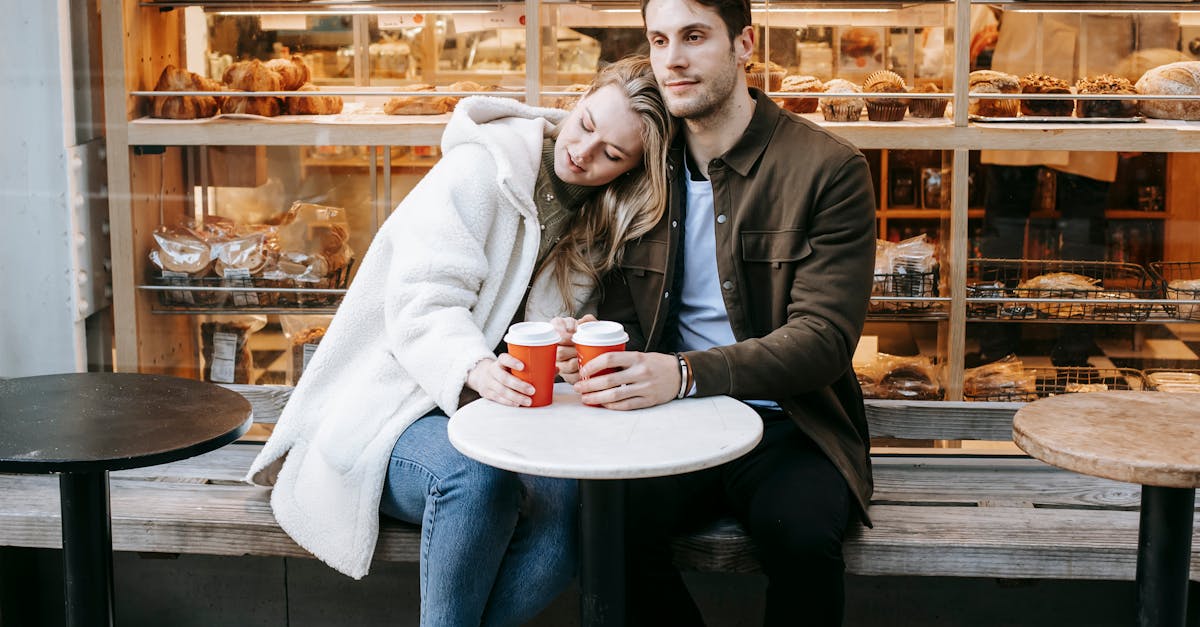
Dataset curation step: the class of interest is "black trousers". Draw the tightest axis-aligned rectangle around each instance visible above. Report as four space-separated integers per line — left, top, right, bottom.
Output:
624 408 854 627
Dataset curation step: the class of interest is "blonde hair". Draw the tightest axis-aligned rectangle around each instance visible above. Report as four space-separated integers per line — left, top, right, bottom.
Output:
542 55 674 312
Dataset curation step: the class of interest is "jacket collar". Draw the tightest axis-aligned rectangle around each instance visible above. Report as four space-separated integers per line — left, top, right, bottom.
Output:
721 88 781 177
668 88 780 178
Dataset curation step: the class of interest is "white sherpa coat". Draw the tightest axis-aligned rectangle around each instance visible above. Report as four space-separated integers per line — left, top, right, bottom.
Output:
246 97 591 579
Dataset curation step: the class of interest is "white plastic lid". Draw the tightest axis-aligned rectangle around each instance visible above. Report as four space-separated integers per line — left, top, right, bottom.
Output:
573 321 629 347
504 321 560 347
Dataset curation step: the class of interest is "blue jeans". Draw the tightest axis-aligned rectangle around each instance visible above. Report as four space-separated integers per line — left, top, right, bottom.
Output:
379 413 578 627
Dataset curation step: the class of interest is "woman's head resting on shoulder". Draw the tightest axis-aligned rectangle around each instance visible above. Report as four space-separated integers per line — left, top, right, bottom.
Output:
541 56 674 313
553 56 672 188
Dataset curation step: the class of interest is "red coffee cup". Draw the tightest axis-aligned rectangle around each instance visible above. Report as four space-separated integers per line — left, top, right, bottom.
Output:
574 321 629 378
504 321 560 407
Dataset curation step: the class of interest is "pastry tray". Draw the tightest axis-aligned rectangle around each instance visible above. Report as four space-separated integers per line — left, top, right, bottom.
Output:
969 115 1145 124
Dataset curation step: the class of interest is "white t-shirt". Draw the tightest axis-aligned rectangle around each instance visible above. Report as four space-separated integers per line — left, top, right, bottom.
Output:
679 160 779 411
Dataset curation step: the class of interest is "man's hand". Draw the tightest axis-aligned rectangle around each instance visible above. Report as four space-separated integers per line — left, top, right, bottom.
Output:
466 356 535 407
551 314 597 384
572 351 681 410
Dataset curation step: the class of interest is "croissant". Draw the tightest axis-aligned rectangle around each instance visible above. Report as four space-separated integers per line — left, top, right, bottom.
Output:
221 95 282 117
383 95 458 115
285 83 343 115
223 59 283 92
265 55 311 91
151 65 220 119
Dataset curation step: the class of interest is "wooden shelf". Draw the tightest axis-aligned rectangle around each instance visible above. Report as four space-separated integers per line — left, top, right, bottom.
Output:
127 114 1200 151
128 113 449 147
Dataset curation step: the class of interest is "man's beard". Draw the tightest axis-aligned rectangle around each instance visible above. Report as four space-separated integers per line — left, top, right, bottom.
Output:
663 51 739 122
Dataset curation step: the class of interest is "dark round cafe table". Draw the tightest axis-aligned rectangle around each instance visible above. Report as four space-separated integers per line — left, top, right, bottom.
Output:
0 372 252 627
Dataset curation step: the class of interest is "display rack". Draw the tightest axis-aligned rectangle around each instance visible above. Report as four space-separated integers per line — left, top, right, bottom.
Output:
100 0 1200 398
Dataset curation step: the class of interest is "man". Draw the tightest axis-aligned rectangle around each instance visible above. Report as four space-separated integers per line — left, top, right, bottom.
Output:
555 0 876 623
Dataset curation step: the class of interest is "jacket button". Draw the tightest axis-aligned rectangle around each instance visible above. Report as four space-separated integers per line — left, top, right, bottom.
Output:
671 220 678 228
722 281 733 290
716 214 727 224
544 193 555 202
664 291 670 299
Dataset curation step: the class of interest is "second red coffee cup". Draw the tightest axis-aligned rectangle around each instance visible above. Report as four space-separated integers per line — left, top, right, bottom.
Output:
504 321 560 407
574 321 629 378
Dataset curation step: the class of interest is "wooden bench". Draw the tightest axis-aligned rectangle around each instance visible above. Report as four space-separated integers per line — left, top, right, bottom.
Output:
0 386 1196 583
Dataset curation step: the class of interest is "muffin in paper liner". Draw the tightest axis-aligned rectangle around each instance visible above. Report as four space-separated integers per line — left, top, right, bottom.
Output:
909 83 950 118
819 79 865 121
863 70 909 121
745 61 786 92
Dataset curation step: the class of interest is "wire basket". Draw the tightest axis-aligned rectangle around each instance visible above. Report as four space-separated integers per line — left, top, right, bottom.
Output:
869 268 939 314
967 258 1156 321
964 366 1148 402
152 259 353 310
1148 262 1200 321
1143 369 1200 393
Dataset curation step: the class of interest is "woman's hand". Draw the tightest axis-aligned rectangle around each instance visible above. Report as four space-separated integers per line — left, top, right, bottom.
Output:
466 356 536 407
551 314 597 383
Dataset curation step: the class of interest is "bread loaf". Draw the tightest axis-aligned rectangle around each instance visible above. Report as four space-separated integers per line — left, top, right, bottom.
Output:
1135 61 1200 120
968 70 1019 117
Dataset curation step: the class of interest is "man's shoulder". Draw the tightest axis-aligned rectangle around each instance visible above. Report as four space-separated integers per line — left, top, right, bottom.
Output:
769 110 865 165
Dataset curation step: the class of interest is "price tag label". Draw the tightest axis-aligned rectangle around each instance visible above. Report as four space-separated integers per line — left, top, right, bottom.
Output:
211 332 238 383
302 343 319 370
260 14 307 31
454 6 524 33
379 13 423 30
852 335 878 366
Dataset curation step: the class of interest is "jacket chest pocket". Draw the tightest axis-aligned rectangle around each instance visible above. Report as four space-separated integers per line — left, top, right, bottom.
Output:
620 239 669 277
740 230 813 268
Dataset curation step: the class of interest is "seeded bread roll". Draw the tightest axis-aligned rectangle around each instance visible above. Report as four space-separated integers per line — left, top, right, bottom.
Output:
1019 73 1074 117
1075 74 1137 118
777 75 823 114
1135 61 1200 120
968 70 1019 117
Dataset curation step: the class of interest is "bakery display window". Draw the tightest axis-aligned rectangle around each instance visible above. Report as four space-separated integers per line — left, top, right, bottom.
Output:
105 0 1200 417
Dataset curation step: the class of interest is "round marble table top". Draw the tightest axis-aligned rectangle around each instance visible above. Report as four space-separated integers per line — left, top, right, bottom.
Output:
1013 391 1200 488
448 383 764 480
0 372 252 474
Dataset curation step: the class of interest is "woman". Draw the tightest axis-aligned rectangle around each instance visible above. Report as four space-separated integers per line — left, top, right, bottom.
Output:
246 56 671 626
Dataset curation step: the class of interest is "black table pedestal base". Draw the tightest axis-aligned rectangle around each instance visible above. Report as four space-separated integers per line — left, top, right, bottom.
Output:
60 471 114 627
580 479 625 627
1136 485 1194 627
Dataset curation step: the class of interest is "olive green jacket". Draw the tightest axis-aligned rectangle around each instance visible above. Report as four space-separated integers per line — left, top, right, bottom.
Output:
597 92 878 521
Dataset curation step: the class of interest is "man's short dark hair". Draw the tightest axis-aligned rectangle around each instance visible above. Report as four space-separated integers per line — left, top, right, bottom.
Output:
642 0 752 43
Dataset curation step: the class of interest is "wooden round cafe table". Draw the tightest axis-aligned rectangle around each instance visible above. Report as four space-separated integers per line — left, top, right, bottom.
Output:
0 373 252 627
1013 391 1200 627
